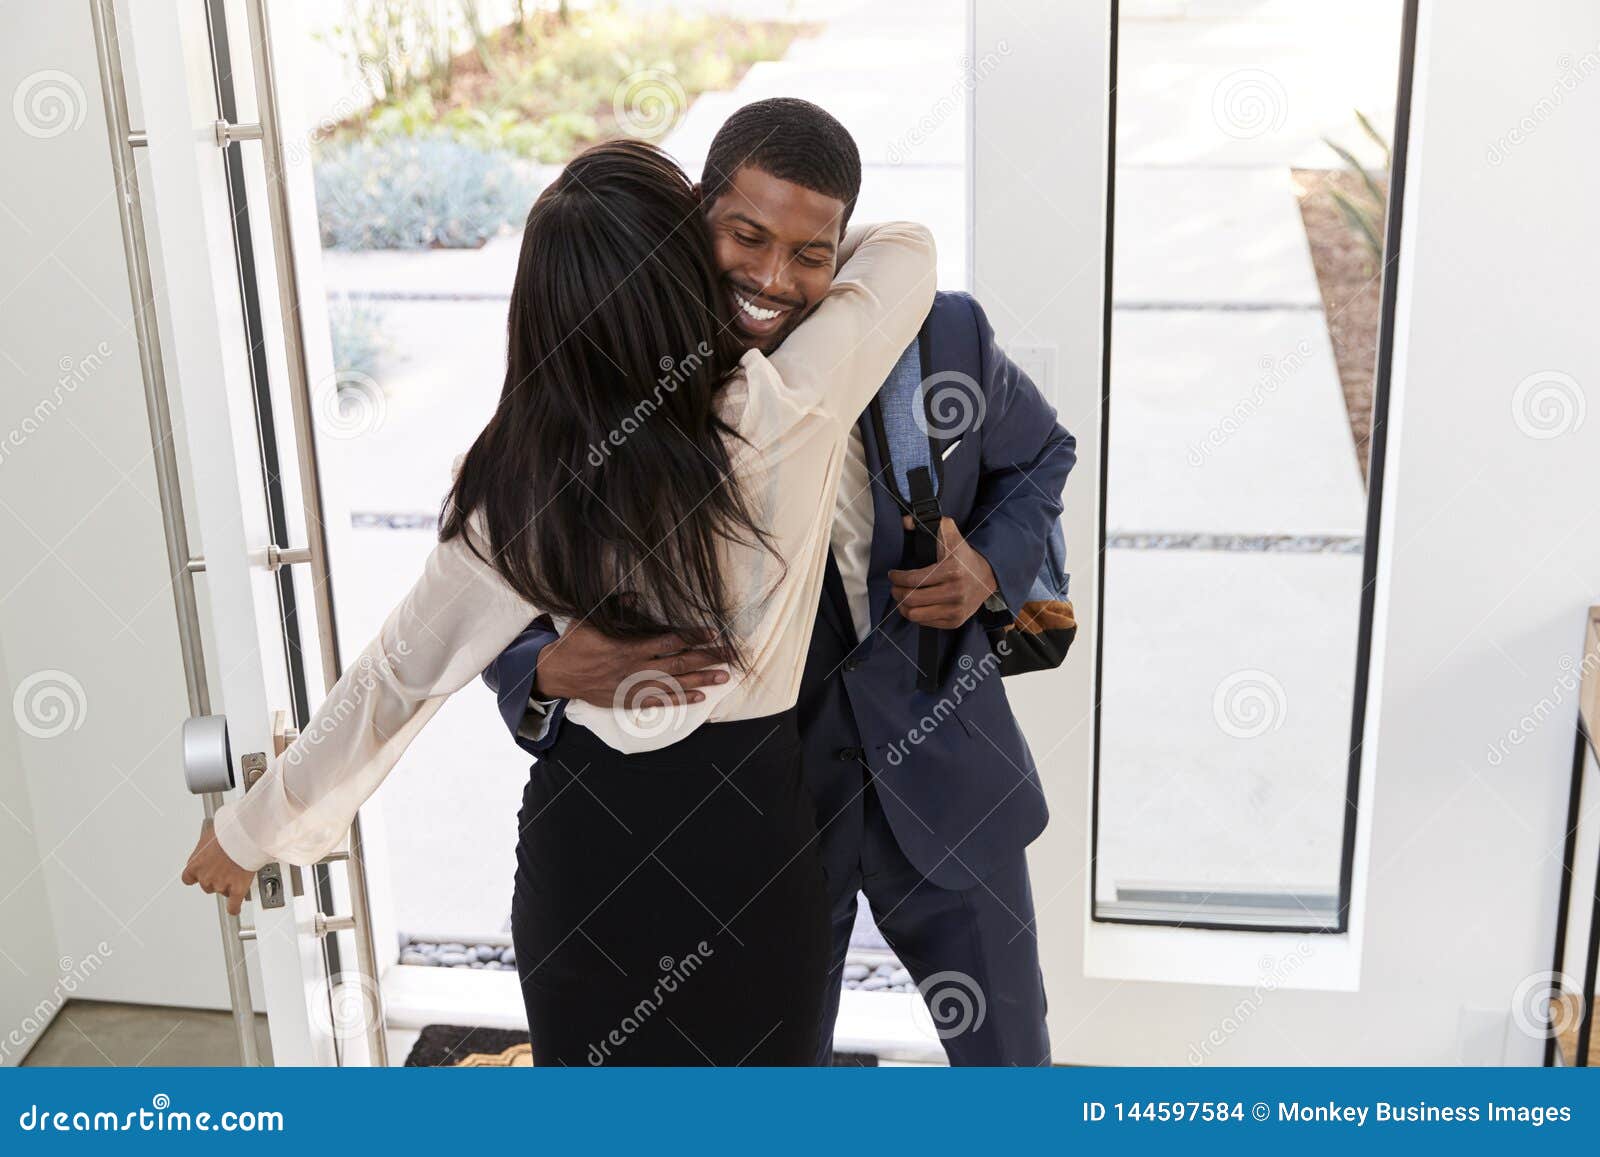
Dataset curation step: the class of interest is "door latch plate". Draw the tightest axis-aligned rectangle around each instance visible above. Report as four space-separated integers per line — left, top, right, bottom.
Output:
255 861 286 909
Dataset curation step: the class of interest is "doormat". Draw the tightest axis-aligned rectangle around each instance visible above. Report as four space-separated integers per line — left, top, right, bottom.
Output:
403 1024 877 1067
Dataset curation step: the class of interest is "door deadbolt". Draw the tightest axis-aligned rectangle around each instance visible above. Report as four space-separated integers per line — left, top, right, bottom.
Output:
181 715 234 794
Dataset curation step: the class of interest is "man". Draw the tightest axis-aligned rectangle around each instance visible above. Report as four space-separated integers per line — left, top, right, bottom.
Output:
484 98 1075 1065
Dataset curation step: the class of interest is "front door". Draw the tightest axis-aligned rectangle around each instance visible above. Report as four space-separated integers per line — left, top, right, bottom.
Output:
123 0 389 1066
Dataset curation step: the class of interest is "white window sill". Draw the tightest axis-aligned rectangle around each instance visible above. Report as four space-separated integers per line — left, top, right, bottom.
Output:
1083 919 1362 992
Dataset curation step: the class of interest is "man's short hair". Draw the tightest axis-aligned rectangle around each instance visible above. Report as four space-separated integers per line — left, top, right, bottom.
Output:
701 98 862 230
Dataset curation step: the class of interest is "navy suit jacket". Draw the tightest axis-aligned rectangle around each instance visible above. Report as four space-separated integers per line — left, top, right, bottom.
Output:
483 291 1076 889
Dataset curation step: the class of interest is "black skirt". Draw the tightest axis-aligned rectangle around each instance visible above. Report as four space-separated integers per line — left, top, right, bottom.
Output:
509 708 830 1065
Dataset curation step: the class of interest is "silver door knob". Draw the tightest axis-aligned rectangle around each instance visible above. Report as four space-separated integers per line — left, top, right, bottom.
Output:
181 714 234 794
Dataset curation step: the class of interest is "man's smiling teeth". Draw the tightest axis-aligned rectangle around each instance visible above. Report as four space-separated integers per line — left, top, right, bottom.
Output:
735 292 785 322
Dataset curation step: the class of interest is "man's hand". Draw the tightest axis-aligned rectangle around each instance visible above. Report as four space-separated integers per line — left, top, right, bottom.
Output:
888 516 1000 630
181 820 256 916
535 620 731 707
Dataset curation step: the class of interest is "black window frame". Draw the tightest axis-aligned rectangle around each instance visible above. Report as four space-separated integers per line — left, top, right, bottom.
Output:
1089 0 1422 934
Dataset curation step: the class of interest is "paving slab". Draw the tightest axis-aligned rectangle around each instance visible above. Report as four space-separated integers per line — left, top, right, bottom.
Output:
316 299 507 514
1112 166 1325 307
318 233 525 301
664 57 968 170
1116 0 1403 169
1107 308 1367 536
1095 546 1363 905
661 0 967 170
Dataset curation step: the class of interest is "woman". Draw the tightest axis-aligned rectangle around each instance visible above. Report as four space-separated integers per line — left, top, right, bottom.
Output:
181 140 935 1065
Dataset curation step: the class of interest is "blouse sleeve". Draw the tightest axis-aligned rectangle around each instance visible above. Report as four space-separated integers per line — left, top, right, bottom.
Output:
211 512 540 870
761 220 937 430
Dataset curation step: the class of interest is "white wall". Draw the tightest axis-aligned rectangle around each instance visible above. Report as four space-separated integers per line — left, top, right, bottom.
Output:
983 0 1600 1063
0 640 61 1063
0 0 241 1061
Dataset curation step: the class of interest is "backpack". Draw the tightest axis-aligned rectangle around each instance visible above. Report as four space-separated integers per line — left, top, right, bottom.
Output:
866 320 1076 692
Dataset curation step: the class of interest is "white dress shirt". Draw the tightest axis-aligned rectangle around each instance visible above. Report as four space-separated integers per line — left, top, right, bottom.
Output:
212 222 937 871
829 425 877 644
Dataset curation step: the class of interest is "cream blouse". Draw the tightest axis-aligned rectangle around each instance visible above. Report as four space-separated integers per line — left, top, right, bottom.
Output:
212 221 937 871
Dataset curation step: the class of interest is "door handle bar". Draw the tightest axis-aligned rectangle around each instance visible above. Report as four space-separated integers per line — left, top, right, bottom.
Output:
239 0 389 1068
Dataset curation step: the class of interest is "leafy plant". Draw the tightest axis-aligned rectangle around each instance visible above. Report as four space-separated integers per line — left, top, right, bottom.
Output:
314 135 538 250
1321 109 1392 264
329 0 459 106
324 2 808 165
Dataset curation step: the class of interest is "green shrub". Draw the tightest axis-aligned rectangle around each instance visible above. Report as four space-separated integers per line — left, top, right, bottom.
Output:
314 134 537 250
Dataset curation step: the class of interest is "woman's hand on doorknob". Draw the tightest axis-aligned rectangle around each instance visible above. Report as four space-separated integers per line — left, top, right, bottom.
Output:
182 819 255 915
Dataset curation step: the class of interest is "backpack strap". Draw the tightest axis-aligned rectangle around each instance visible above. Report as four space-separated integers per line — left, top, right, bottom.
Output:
905 464 941 693
867 323 944 692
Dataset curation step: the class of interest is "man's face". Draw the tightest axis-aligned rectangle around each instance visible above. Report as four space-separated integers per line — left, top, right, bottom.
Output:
703 165 848 354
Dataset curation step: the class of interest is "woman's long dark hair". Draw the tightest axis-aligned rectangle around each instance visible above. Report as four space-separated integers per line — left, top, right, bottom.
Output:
440 140 769 667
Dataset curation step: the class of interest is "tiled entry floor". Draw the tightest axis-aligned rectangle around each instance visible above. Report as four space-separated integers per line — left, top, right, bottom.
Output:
21 1000 274 1067
20 1000 427 1068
